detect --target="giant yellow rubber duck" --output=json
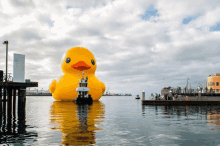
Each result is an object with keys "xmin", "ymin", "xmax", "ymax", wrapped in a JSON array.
[{"xmin": 49, "ymin": 47, "xmax": 105, "ymax": 101}]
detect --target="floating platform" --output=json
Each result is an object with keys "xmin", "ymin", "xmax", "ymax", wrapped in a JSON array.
[{"xmin": 142, "ymin": 100, "xmax": 220, "ymax": 106}]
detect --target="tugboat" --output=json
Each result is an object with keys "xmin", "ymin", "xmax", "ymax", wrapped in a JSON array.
[
  {"xmin": 135, "ymin": 94, "xmax": 140, "ymax": 99},
  {"xmin": 75, "ymin": 71, "xmax": 93, "ymax": 104}
]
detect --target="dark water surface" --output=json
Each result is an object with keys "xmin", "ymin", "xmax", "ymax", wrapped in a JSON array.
[{"xmin": 1, "ymin": 96, "xmax": 220, "ymax": 145}]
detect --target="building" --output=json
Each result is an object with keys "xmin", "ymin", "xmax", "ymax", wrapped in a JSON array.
[{"xmin": 207, "ymin": 73, "xmax": 220, "ymax": 93}]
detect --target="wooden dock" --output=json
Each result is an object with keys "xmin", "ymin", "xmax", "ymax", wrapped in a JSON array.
[
  {"xmin": 0, "ymin": 81, "xmax": 38, "ymax": 134},
  {"xmin": 173, "ymin": 92, "xmax": 220, "ymax": 96},
  {"xmin": 142, "ymin": 100, "xmax": 220, "ymax": 106}
]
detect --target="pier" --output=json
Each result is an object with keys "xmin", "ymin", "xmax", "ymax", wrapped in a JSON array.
[
  {"xmin": 0, "ymin": 80, "xmax": 38, "ymax": 134},
  {"xmin": 141, "ymin": 89, "xmax": 220, "ymax": 106},
  {"xmin": 141, "ymin": 100, "xmax": 220, "ymax": 106}
]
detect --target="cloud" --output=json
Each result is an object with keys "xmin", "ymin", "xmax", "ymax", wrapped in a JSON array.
[
  {"xmin": 0, "ymin": 0, "xmax": 220, "ymax": 96},
  {"xmin": 9, "ymin": 0, "xmax": 35, "ymax": 8}
]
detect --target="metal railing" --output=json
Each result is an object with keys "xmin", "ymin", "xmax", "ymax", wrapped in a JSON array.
[
  {"xmin": 3, "ymin": 73, "xmax": 13, "ymax": 82},
  {"xmin": 162, "ymin": 87, "xmax": 216, "ymax": 95}
]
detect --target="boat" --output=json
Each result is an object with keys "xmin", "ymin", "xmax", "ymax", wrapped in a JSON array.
[
  {"xmin": 75, "ymin": 72, "xmax": 93, "ymax": 104},
  {"xmin": 135, "ymin": 95, "xmax": 140, "ymax": 99}
]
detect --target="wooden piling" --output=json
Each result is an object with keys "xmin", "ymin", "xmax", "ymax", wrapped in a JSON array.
[
  {"xmin": 3, "ymin": 86, "xmax": 6, "ymax": 130},
  {"xmin": 3, "ymin": 86, "xmax": 6, "ymax": 114},
  {"xmin": 198, "ymin": 92, "xmax": 201, "ymax": 100},
  {"xmin": 7, "ymin": 87, "xmax": 12, "ymax": 134},
  {"xmin": 0, "ymin": 86, "xmax": 2, "ymax": 127},
  {"xmin": 18, "ymin": 87, "xmax": 26, "ymax": 119},
  {"xmin": 13, "ymin": 88, "xmax": 16, "ymax": 119}
]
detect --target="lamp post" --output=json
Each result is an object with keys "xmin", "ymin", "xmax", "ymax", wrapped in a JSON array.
[{"xmin": 3, "ymin": 40, "xmax": 8, "ymax": 83}]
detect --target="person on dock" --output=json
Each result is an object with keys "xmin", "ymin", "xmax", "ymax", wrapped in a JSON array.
[
  {"xmin": 164, "ymin": 94, "xmax": 167, "ymax": 100},
  {"xmin": 174, "ymin": 94, "xmax": 178, "ymax": 100}
]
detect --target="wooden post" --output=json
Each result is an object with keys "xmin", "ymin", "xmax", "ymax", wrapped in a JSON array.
[
  {"xmin": 198, "ymin": 91, "xmax": 201, "ymax": 100},
  {"xmin": 18, "ymin": 88, "xmax": 21, "ymax": 118},
  {"xmin": 13, "ymin": 88, "xmax": 16, "ymax": 119},
  {"xmin": 3, "ymin": 86, "xmax": 6, "ymax": 115},
  {"xmin": 18, "ymin": 87, "xmax": 26, "ymax": 119},
  {"xmin": 17, "ymin": 88, "xmax": 25, "ymax": 134},
  {"xmin": 0, "ymin": 86, "xmax": 2, "ymax": 127},
  {"xmin": 7, "ymin": 87, "xmax": 12, "ymax": 134},
  {"xmin": 12, "ymin": 87, "xmax": 17, "ymax": 134},
  {"xmin": 3, "ymin": 86, "xmax": 7, "ymax": 131}
]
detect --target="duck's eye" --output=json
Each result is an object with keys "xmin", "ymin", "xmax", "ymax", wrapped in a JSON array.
[
  {"xmin": 91, "ymin": 59, "xmax": 95, "ymax": 65},
  {"xmin": 66, "ymin": 57, "xmax": 71, "ymax": 63}
]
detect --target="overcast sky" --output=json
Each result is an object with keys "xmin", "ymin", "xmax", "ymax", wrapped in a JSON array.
[{"xmin": 0, "ymin": 0, "xmax": 220, "ymax": 96}]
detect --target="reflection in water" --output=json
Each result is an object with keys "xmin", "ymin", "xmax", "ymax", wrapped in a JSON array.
[
  {"xmin": 49, "ymin": 101, "xmax": 105, "ymax": 145},
  {"xmin": 0, "ymin": 111, "xmax": 38, "ymax": 144},
  {"xmin": 207, "ymin": 110, "xmax": 220, "ymax": 130},
  {"xmin": 142, "ymin": 105, "xmax": 220, "ymax": 130}
]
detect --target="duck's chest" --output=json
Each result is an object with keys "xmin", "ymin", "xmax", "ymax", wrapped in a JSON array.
[{"xmin": 57, "ymin": 74, "xmax": 79, "ymax": 86}]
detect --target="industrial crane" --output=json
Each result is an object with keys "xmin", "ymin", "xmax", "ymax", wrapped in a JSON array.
[{"xmin": 106, "ymin": 87, "xmax": 110, "ymax": 95}]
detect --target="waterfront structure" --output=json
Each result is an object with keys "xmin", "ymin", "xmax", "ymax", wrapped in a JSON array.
[
  {"xmin": 0, "ymin": 71, "xmax": 38, "ymax": 133},
  {"xmin": 207, "ymin": 73, "xmax": 220, "ymax": 93},
  {"xmin": 144, "ymin": 73, "xmax": 220, "ymax": 105},
  {"xmin": 13, "ymin": 53, "xmax": 25, "ymax": 82}
]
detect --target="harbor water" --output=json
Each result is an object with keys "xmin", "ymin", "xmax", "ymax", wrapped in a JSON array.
[{"xmin": 1, "ymin": 96, "xmax": 220, "ymax": 145}]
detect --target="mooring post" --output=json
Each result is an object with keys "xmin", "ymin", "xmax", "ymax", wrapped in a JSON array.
[
  {"xmin": 142, "ymin": 90, "xmax": 145, "ymax": 100},
  {"xmin": 7, "ymin": 87, "xmax": 12, "ymax": 134}
]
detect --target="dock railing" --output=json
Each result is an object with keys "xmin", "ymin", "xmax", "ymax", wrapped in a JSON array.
[
  {"xmin": 160, "ymin": 87, "xmax": 220, "ymax": 101},
  {"xmin": 162, "ymin": 87, "xmax": 215, "ymax": 94}
]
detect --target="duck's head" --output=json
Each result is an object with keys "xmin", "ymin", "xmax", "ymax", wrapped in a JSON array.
[{"xmin": 61, "ymin": 47, "xmax": 97, "ymax": 74}]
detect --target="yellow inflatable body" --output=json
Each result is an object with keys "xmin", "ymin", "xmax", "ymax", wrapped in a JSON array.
[{"xmin": 49, "ymin": 47, "xmax": 105, "ymax": 101}]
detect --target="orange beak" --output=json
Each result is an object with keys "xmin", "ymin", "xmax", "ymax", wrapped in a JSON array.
[{"xmin": 71, "ymin": 61, "xmax": 91, "ymax": 71}]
